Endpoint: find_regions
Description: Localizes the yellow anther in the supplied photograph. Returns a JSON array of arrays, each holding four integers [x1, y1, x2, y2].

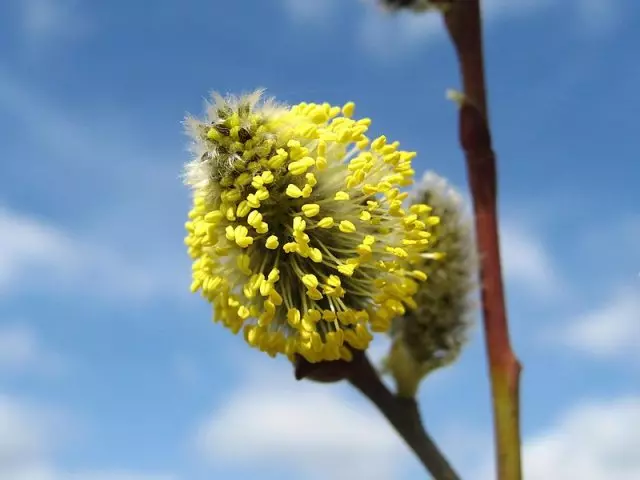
[[316, 156, 327, 170], [337, 264, 356, 276], [356, 138, 369, 150], [236, 200, 251, 218], [286, 184, 303, 198], [362, 184, 378, 195], [293, 216, 306, 232], [287, 308, 301, 327], [259, 279, 273, 297], [247, 210, 263, 228], [302, 204, 320, 217], [261, 170, 274, 184], [265, 235, 279, 250], [256, 188, 269, 201], [236, 254, 252, 275], [237, 306, 250, 319], [246, 193, 260, 208], [371, 135, 387, 151], [305, 173, 317, 186], [323, 310, 336, 321], [288, 157, 315, 176], [309, 248, 323, 263], [334, 191, 350, 201], [410, 270, 428, 281], [311, 111, 328, 124], [306, 288, 323, 301], [307, 310, 322, 323], [267, 268, 280, 283], [234, 226, 253, 248], [269, 289, 283, 305], [301, 184, 313, 198], [204, 211, 223, 223], [317, 217, 334, 228], [283, 242, 298, 253], [301, 274, 318, 291], [256, 222, 269, 234], [341, 102, 355, 118], [251, 176, 264, 189], [360, 211, 371, 221], [339, 220, 356, 233]]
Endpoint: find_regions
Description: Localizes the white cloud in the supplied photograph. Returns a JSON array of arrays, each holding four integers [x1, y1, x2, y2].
[[0, 396, 50, 468], [194, 360, 412, 480], [357, 0, 551, 57], [574, 0, 622, 35], [0, 394, 176, 480], [0, 70, 189, 303], [281, 0, 618, 58], [280, 0, 339, 24], [4, 467, 178, 480], [170, 353, 202, 387], [0, 324, 65, 376], [469, 396, 640, 480], [62, 473, 177, 480], [581, 214, 640, 269], [560, 288, 640, 360], [19, 0, 90, 49], [521, 396, 640, 480], [0, 395, 67, 476], [500, 221, 562, 299], [0, 206, 186, 301]]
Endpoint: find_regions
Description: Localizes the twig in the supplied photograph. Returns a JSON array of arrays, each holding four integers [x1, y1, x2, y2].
[[348, 354, 461, 480], [440, 1, 523, 479]]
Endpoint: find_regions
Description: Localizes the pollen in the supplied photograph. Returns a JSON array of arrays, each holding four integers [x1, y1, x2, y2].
[[183, 89, 442, 363]]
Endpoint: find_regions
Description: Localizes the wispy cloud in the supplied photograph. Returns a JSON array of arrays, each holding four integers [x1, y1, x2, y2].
[[279, 0, 622, 59], [279, 0, 339, 24], [574, 0, 623, 35], [466, 395, 640, 479], [194, 359, 412, 480], [17, 0, 91, 51], [558, 287, 640, 361], [0, 206, 187, 302], [0, 69, 189, 303], [0, 323, 65, 376], [357, 0, 558, 58], [0, 394, 66, 475], [500, 220, 564, 300], [520, 395, 640, 480], [0, 393, 178, 480]]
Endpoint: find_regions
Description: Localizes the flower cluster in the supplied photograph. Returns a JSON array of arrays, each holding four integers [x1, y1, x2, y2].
[[183, 90, 441, 363], [384, 171, 477, 396]]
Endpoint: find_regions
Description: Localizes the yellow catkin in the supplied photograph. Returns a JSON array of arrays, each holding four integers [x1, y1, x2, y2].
[[183, 90, 442, 363]]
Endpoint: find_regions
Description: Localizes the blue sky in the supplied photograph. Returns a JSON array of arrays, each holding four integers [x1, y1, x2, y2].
[[0, 0, 638, 479]]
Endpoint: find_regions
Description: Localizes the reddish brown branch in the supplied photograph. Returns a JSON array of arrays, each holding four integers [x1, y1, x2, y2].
[[441, 1, 523, 479]]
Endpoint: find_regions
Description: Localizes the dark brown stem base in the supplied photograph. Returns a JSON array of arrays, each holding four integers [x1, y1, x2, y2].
[[348, 354, 461, 480]]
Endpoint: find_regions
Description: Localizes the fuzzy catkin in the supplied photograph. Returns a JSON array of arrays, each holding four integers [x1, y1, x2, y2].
[[385, 171, 477, 396]]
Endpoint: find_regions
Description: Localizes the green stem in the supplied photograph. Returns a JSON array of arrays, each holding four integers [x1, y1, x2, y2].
[[440, 2, 524, 479]]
